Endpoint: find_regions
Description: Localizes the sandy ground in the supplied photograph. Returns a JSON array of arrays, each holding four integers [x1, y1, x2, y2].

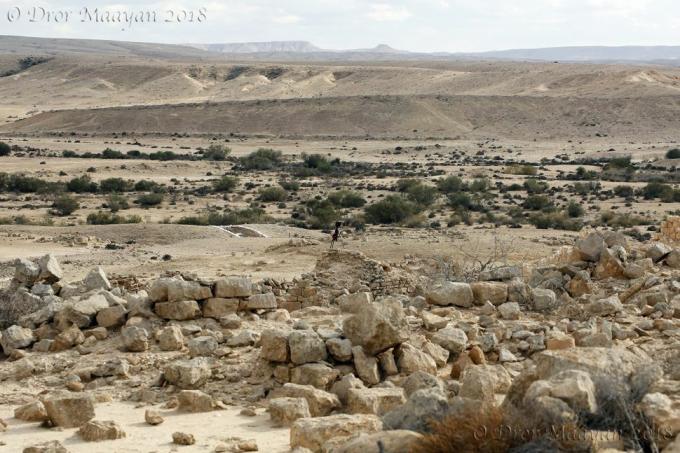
[[0, 402, 290, 452]]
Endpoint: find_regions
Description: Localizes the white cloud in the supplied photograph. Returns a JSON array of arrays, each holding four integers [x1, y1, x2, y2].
[[273, 14, 301, 24], [366, 3, 411, 21]]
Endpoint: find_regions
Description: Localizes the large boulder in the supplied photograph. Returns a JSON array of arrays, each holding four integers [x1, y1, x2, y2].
[[214, 277, 252, 298], [326, 338, 353, 362], [42, 393, 95, 428], [178, 390, 214, 412], [426, 282, 473, 307], [395, 343, 437, 375], [290, 414, 383, 452], [382, 388, 449, 432], [342, 298, 407, 356], [121, 326, 149, 352], [241, 293, 277, 310], [269, 397, 311, 427], [587, 295, 623, 316], [156, 325, 184, 351], [37, 254, 63, 283], [154, 301, 201, 320], [1, 325, 35, 354], [347, 387, 406, 415], [14, 258, 40, 284], [289, 330, 327, 365], [83, 267, 111, 291], [470, 282, 508, 306], [352, 346, 380, 385], [260, 328, 291, 363], [291, 363, 340, 390], [77, 420, 126, 441], [14, 401, 48, 422], [202, 298, 239, 318], [163, 358, 212, 389], [431, 326, 467, 355], [166, 280, 212, 302], [333, 430, 423, 453], [647, 242, 673, 263], [272, 383, 341, 417], [576, 232, 606, 262]]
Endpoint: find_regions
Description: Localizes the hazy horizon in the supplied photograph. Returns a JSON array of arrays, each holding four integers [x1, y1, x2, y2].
[[0, 0, 679, 53]]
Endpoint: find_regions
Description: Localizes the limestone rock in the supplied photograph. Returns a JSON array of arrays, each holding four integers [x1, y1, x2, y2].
[[172, 432, 195, 445], [426, 282, 473, 307], [14, 400, 48, 422], [145, 409, 164, 425], [326, 338, 353, 362], [347, 387, 406, 415], [333, 430, 423, 453], [1, 325, 35, 354], [166, 280, 212, 302], [154, 301, 201, 320], [77, 420, 126, 442], [157, 325, 184, 351], [241, 293, 277, 310], [291, 363, 340, 390], [342, 298, 407, 356], [203, 298, 239, 318], [576, 233, 606, 262], [260, 328, 290, 363], [163, 358, 212, 389], [214, 277, 253, 298], [471, 281, 508, 306], [431, 326, 467, 355], [83, 267, 111, 291], [290, 414, 382, 452], [96, 305, 127, 328], [22, 440, 69, 453], [273, 383, 341, 417], [352, 346, 380, 385], [269, 397, 311, 427], [178, 390, 214, 412], [187, 336, 218, 357], [42, 393, 95, 428], [121, 326, 149, 352], [383, 388, 448, 432], [396, 342, 437, 375], [289, 330, 327, 365]]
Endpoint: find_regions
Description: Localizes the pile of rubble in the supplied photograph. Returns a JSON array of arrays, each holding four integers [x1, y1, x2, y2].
[[2, 228, 680, 452]]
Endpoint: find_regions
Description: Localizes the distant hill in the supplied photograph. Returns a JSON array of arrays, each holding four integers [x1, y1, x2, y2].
[[189, 41, 322, 54], [475, 46, 680, 62]]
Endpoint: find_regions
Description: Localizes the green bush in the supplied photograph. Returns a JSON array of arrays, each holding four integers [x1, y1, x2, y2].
[[469, 178, 490, 193], [136, 193, 164, 207], [212, 176, 239, 192], [87, 211, 142, 225], [666, 149, 680, 159], [106, 194, 129, 212], [606, 156, 633, 170], [305, 199, 340, 229], [101, 148, 125, 159], [62, 150, 78, 158], [67, 175, 98, 193], [279, 180, 300, 192], [614, 185, 634, 198], [239, 148, 283, 170], [436, 175, 463, 194], [176, 208, 270, 226], [529, 212, 582, 231], [259, 186, 288, 202], [642, 181, 672, 200], [203, 144, 231, 161], [523, 179, 549, 194], [574, 181, 600, 195], [524, 194, 554, 211], [567, 201, 584, 218], [396, 179, 421, 193], [364, 195, 418, 224], [327, 190, 366, 208], [303, 153, 334, 173], [100, 178, 133, 193], [52, 195, 79, 216], [504, 164, 537, 175], [0, 142, 10, 156]]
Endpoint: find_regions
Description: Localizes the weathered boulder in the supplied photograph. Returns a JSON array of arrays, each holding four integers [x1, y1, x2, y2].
[[525, 370, 598, 415], [593, 248, 626, 280], [37, 254, 63, 283], [426, 282, 473, 307], [402, 371, 445, 397], [471, 281, 508, 306], [352, 346, 380, 385], [187, 336, 218, 357], [163, 358, 212, 389], [587, 295, 623, 316], [77, 420, 126, 441], [337, 292, 373, 314], [22, 440, 69, 453], [14, 401, 48, 422], [291, 363, 340, 390], [1, 325, 35, 354], [42, 393, 95, 428], [498, 302, 521, 320], [395, 343, 437, 375], [121, 326, 149, 352], [178, 390, 214, 412], [145, 409, 164, 425], [96, 305, 127, 328], [290, 414, 383, 452], [166, 280, 212, 302], [241, 293, 277, 310], [14, 258, 40, 284], [420, 311, 448, 331], [382, 388, 449, 432], [647, 242, 673, 262], [269, 397, 311, 427], [214, 277, 252, 298], [154, 301, 201, 320], [458, 365, 496, 402], [531, 288, 558, 312], [289, 330, 327, 365], [260, 328, 291, 363], [326, 338, 353, 362], [50, 325, 85, 352], [83, 267, 111, 291], [272, 383, 341, 417], [342, 298, 407, 356], [576, 233, 606, 262], [330, 374, 365, 406], [431, 326, 467, 355], [156, 325, 184, 351], [333, 430, 423, 453], [202, 298, 239, 318], [347, 387, 406, 415]]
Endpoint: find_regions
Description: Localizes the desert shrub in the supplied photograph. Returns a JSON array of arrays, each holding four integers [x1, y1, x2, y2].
[[5, 174, 60, 194], [136, 193, 163, 207], [0, 142, 10, 156], [437, 175, 464, 193], [134, 180, 164, 192], [606, 155, 633, 170], [641, 181, 672, 200], [106, 194, 129, 212], [523, 194, 554, 211], [505, 164, 537, 175], [259, 186, 288, 202], [51, 195, 79, 216], [469, 178, 490, 193], [573, 166, 599, 180], [573, 181, 600, 195], [613, 185, 634, 198], [87, 211, 141, 225], [62, 150, 78, 158], [149, 151, 180, 161], [279, 180, 300, 192], [100, 178, 133, 193], [666, 148, 680, 159], [101, 148, 125, 159], [405, 182, 438, 207], [303, 153, 335, 173], [396, 178, 422, 193], [523, 179, 549, 194], [67, 175, 98, 193], [598, 211, 651, 228], [529, 212, 582, 230], [327, 190, 366, 208], [212, 176, 239, 193], [567, 201, 584, 218], [448, 192, 473, 210], [364, 195, 418, 224], [202, 144, 231, 161], [239, 148, 283, 170], [176, 208, 270, 226], [305, 199, 340, 229]]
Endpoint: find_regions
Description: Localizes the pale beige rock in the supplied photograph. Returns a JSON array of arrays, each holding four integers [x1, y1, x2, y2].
[[268, 397, 311, 427], [77, 420, 126, 442], [290, 414, 383, 452]]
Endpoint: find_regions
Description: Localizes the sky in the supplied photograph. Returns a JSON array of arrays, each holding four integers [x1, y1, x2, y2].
[[1, 0, 680, 52]]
